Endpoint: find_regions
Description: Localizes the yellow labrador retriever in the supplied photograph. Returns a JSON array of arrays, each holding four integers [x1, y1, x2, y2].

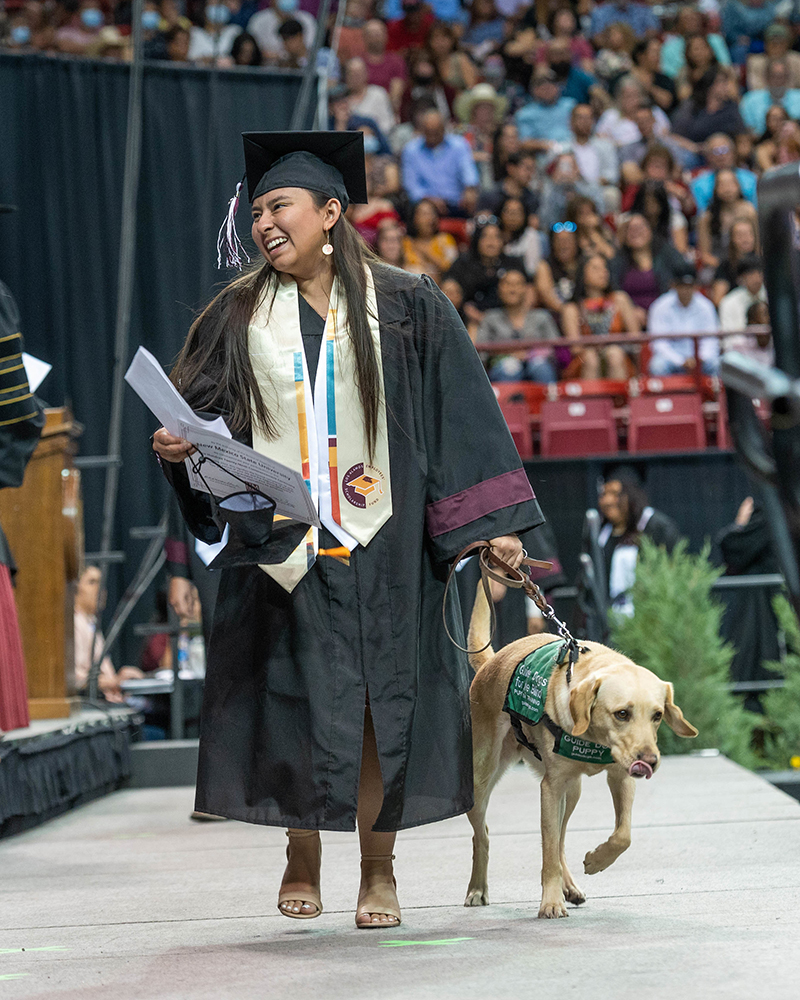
[[465, 585, 697, 918]]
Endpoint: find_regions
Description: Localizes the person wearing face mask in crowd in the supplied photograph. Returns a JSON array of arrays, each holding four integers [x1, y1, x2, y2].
[[5, 10, 34, 50], [247, 0, 315, 62], [399, 53, 455, 124], [187, 0, 243, 64], [54, 0, 106, 55]]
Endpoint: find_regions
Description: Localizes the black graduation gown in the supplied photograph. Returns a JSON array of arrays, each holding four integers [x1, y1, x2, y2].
[[0, 281, 45, 570], [161, 268, 544, 832], [717, 509, 782, 685]]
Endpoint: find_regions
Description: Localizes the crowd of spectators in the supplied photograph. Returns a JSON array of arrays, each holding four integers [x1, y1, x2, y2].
[[3, 0, 792, 383]]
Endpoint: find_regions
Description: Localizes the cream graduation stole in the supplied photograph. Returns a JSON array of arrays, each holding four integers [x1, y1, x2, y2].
[[248, 270, 392, 593]]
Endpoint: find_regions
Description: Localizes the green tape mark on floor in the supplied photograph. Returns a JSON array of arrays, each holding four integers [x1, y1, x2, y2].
[[0, 973, 31, 980], [0, 947, 69, 955], [378, 937, 474, 948]]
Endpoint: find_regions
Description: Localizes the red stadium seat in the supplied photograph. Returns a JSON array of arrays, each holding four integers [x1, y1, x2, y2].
[[540, 398, 618, 457], [637, 374, 717, 402], [492, 381, 547, 416], [498, 401, 534, 459], [555, 378, 629, 402], [628, 394, 706, 452]]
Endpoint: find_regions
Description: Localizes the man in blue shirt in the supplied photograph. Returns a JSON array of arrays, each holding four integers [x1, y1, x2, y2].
[[401, 109, 480, 215], [690, 133, 758, 213], [546, 37, 600, 105], [515, 68, 576, 152], [589, 0, 660, 43], [740, 58, 800, 135]]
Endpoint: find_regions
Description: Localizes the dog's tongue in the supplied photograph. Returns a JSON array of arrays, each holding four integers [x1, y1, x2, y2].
[[629, 760, 653, 780]]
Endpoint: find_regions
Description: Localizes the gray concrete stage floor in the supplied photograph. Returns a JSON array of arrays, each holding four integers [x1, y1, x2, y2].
[[2, 754, 799, 1000]]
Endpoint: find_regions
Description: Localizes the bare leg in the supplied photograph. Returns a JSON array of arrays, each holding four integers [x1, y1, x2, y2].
[[583, 769, 635, 874], [581, 347, 601, 379], [559, 775, 586, 905], [603, 345, 628, 380], [356, 705, 400, 927]]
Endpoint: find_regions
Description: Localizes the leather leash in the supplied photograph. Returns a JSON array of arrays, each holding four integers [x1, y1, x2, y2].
[[443, 540, 586, 683]]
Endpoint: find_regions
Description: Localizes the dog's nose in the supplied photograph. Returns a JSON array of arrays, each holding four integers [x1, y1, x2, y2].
[[637, 752, 658, 767]]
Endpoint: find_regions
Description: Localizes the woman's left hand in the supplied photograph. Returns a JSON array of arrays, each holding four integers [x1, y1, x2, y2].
[[488, 534, 524, 570]]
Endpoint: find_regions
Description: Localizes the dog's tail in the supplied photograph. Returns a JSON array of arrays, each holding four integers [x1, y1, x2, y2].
[[468, 581, 495, 673]]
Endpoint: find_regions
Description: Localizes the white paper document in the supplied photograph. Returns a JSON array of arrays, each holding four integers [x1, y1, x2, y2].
[[22, 353, 52, 393], [124, 347, 320, 527]]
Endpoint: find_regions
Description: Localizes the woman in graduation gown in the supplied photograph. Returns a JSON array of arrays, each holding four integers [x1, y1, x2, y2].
[[152, 131, 544, 928]]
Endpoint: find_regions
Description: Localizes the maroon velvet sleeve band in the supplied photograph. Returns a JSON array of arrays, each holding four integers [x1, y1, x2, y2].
[[426, 468, 535, 538], [165, 539, 190, 565]]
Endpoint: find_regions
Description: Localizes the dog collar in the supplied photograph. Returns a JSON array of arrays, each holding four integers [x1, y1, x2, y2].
[[503, 640, 614, 765]]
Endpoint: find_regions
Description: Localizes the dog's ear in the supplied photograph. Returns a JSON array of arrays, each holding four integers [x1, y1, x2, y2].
[[662, 683, 698, 737], [569, 674, 602, 736]]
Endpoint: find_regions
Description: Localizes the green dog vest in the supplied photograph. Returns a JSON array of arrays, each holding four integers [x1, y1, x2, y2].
[[503, 640, 615, 765]]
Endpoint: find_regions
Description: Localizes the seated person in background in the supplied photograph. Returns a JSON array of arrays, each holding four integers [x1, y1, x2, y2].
[[696, 169, 758, 271], [567, 103, 621, 216], [476, 150, 539, 218], [274, 18, 307, 68], [514, 67, 577, 151], [719, 255, 767, 333], [375, 219, 415, 272], [362, 18, 407, 113], [740, 57, 800, 137], [398, 53, 455, 125], [709, 215, 760, 306], [630, 36, 677, 115], [328, 85, 391, 155], [534, 223, 581, 315], [454, 83, 510, 191], [54, 2, 106, 56], [443, 215, 525, 327], [593, 22, 635, 90], [460, 0, 505, 62], [596, 76, 671, 148], [477, 266, 560, 383], [593, 466, 682, 617], [425, 20, 480, 95], [567, 193, 617, 261], [721, 0, 787, 65], [736, 300, 774, 367], [747, 23, 800, 91], [562, 253, 640, 380], [247, 0, 315, 61], [775, 119, 800, 165], [230, 31, 263, 66], [646, 262, 720, 376], [660, 7, 731, 82], [754, 104, 790, 173], [674, 32, 720, 104], [74, 566, 143, 702], [611, 212, 689, 328], [621, 145, 695, 237], [628, 176, 690, 255], [537, 152, 605, 235], [498, 195, 543, 276], [401, 109, 479, 216], [402, 198, 459, 283], [545, 36, 601, 106], [671, 67, 746, 156], [690, 132, 758, 214], [344, 57, 397, 138]]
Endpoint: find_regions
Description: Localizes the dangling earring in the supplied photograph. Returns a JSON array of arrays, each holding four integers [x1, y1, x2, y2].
[[322, 231, 334, 256]]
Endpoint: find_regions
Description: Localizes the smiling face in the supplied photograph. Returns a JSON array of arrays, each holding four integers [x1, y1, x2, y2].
[[598, 478, 628, 528], [477, 223, 504, 260], [583, 254, 610, 294], [500, 197, 526, 233], [625, 213, 653, 251], [714, 168, 741, 203], [498, 269, 528, 307], [251, 187, 339, 278], [731, 219, 756, 254]]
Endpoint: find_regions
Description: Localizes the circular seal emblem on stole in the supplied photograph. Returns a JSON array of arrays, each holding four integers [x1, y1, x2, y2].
[[342, 463, 386, 509]]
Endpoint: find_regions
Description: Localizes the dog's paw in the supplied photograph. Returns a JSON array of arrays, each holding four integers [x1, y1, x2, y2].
[[464, 887, 490, 907], [583, 844, 616, 874], [538, 899, 568, 919], [563, 882, 586, 905]]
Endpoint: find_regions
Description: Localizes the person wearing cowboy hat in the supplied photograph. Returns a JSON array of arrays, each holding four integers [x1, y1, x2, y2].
[[454, 83, 509, 189]]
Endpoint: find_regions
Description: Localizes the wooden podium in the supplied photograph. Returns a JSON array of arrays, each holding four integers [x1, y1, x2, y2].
[[0, 408, 83, 719]]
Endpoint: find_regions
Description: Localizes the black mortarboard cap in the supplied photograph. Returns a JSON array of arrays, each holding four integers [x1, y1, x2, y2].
[[242, 130, 368, 209]]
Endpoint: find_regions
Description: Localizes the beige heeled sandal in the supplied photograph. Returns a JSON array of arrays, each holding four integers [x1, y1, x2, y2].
[[278, 830, 322, 919], [355, 854, 401, 929]]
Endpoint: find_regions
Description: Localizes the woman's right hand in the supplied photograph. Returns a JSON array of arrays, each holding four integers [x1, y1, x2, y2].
[[152, 427, 194, 464]]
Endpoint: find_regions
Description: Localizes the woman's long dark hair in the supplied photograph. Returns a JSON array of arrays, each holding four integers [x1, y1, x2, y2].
[[708, 169, 742, 238], [171, 193, 383, 460], [630, 180, 671, 241]]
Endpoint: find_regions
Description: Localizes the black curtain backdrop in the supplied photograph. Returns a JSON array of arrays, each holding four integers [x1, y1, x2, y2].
[[0, 53, 307, 663]]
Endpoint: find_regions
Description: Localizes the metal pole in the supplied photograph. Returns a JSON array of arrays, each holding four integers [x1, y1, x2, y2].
[[291, 0, 333, 131], [89, 0, 146, 698]]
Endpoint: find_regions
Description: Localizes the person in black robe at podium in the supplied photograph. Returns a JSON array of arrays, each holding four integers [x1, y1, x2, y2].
[[717, 496, 782, 689], [150, 131, 544, 929], [0, 205, 46, 733]]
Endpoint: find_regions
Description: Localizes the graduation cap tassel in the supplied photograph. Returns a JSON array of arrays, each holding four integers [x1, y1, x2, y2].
[[216, 178, 251, 271]]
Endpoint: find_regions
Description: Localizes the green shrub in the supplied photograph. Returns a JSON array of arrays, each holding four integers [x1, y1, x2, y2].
[[760, 595, 800, 770], [610, 537, 759, 767]]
